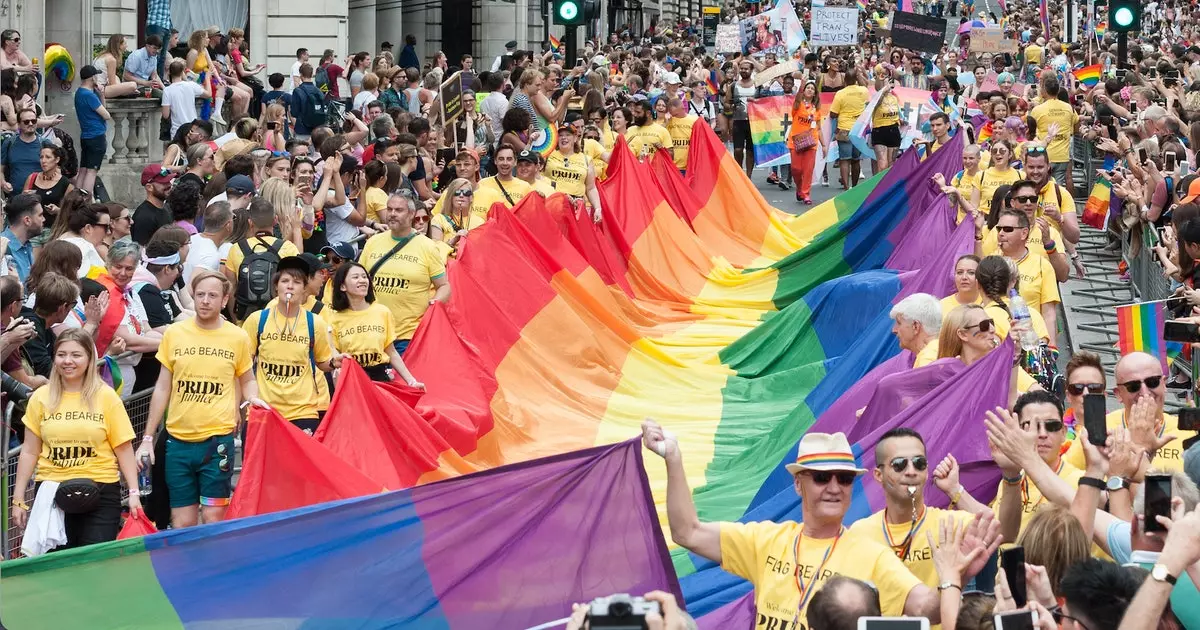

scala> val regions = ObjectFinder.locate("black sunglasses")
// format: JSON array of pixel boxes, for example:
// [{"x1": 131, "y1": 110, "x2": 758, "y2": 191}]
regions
[
  {"x1": 452, "y1": 189, "x2": 474, "y2": 197},
  {"x1": 885, "y1": 455, "x2": 928, "y2": 473},
  {"x1": 964, "y1": 318, "x2": 995, "y2": 334},
  {"x1": 1026, "y1": 146, "x2": 1048, "y2": 155},
  {"x1": 19, "y1": 119, "x2": 36, "y2": 125},
  {"x1": 413, "y1": 215, "x2": 430, "y2": 223},
  {"x1": 997, "y1": 225, "x2": 1025, "y2": 233},
  {"x1": 1067, "y1": 382, "x2": 1106, "y2": 396},
  {"x1": 90, "y1": 222, "x2": 113, "y2": 234},
  {"x1": 1012, "y1": 195, "x2": 1039, "y2": 203},
  {"x1": 805, "y1": 471, "x2": 857, "y2": 486},
  {"x1": 1119, "y1": 375, "x2": 1163, "y2": 394},
  {"x1": 1020, "y1": 419, "x2": 1065, "y2": 433}
]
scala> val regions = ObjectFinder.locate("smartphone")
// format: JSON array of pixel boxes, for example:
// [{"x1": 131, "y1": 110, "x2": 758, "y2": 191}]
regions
[
  {"x1": 1084, "y1": 394, "x2": 1108, "y2": 446},
  {"x1": 575, "y1": 59, "x2": 584, "y2": 68},
  {"x1": 1145, "y1": 474, "x2": 1173, "y2": 533},
  {"x1": 1164, "y1": 320, "x2": 1200, "y2": 342},
  {"x1": 1117, "y1": 68, "x2": 1128, "y2": 81},
  {"x1": 1129, "y1": 99, "x2": 1139, "y2": 115},
  {"x1": 994, "y1": 611, "x2": 1038, "y2": 630},
  {"x1": 1166, "y1": 151, "x2": 1178, "y2": 173},
  {"x1": 266, "y1": 121, "x2": 278, "y2": 130},
  {"x1": 1000, "y1": 546, "x2": 1027, "y2": 607},
  {"x1": 858, "y1": 618, "x2": 930, "y2": 630},
  {"x1": 1178, "y1": 407, "x2": 1200, "y2": 431},
  {"x1": 1139, "y1": 147, "x2": 1150, "y2": 164}
]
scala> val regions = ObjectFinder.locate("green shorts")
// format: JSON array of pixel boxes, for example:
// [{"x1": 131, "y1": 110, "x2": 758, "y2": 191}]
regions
[{"x1": 165, "y1": 432, "x2": 235, "y2": 508}]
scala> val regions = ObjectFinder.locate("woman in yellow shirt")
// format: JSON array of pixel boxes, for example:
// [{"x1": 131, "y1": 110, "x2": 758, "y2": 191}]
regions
[
  {"x1": 430, "y1": 178, "x2": 488, "y2": 248},
  {"x1": 870, "y1": 77, "x2": 902, "y2": 172},
  {"x1": 185, "y1": 29, "x2": 224, "y2": 124},
  {"x1": 11, "y1": 328, "x2": 141, "y2": 550},
  {"x1": 543, "y1": 124, "x2": 602, "y2": 221},
  {"x1": 973, "y1": 140, "x2": 1022, "y2": 213},
  {"x1": 327, "y1": 262, "x2": 422, "y2": 385},
  {"x1": 937, "y1": 303, "x2": 1035, "y2": 399}
]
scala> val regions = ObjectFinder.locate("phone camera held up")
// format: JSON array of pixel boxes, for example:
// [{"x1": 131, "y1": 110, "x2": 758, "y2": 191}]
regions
[{"x1": 588, "y1": 594, "x2": 661, "y2": 629}]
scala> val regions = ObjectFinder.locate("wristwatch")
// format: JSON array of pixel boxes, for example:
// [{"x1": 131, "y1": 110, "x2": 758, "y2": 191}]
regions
[
  {"x1": 1152, "y1": 564, "x2": 1178, "y2": 585},
  {"x1": 1078, "y1": 477, "x2": 1106, "y2": 490},
  {"x1": 1107, "y1": 477, "x2": 1131, "y2": 491}
]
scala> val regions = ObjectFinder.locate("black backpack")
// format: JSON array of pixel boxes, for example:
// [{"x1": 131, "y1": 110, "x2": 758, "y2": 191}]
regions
[
  {"x1": 314, "y1": 65, "x2": 332, "y2": 97},
  {"x1": 298, "y1": 85, "x2": 329, "y2": 130},
  {"x1": 235, "y1": 237, "x2": 284, "y2": 319}
]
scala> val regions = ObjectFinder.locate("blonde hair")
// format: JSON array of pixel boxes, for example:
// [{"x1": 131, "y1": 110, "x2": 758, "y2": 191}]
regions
[
  {"x1": 259, "y1": 177, "x2": 300, "y2": 243},
  {"x1": 228, "y1": 28, "x2": 245, "y2": 39},
  {"x1": 105, "y1": 33, "x2": 125, "y2": 58},
  {"x1": 46, "y1": 328, "x2": 102, "y2": 413},
  {"x1": 938, "y1": 304, "x2": 987, "y2": 359},
  {"x1": 190, "y1": 269, "x2": 232, "y2": 297},
  {"x1": 187, "y1": 30, "x2": 208, "y2": 54},
  {"x1": 1017, "y1": 504, "x2": 1090, "y2": 592},
  {"x1": 362, "y1": 72, "x2": 380, "y2": 92},
  {"x1": 264, "y1": 103, "x2": 286, "y2": 122},
  {"x1": 443, "y1": 178, "x2": 474, "y2": 218}
]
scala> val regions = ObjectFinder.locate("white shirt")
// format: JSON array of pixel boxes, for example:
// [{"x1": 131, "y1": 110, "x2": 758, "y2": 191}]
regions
[
  {"x1": 481, "y1": 92, "x2": 509, "y2": 146},
  {"x1": 183, "y1": 233, "x2": 229, "y2": 284},
  {"x1": 61, "y1": 236, "x2": 106, "y2": 278},
  {"x1": 323, "y1": 199, "x2": 360, "y2": 245},
  {"x1": 288, "y1": 60, "x2": 304, "y2": 92},
  {"x1": 206, "y1": 192, "x2": 229, "y2": 207},
  {"x1": 162, "y1": 80, "x2": 207, "y2": 137},
  {"x1": 353, "y1": 90, "x2": 377, "y2": 116}
]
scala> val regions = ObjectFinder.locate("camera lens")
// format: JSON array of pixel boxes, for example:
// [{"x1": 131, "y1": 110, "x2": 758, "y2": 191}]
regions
[{"x1": 608, "y1": 602, "x2": 633, "y2": 617}]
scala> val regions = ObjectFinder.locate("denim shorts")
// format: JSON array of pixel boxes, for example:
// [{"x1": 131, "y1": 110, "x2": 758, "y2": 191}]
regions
[{"x1": 836, "y1": 139, "x2": 862, "y2": 160}]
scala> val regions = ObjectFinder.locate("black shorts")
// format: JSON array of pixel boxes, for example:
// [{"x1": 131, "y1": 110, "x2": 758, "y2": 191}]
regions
[
  {"x1": 732, "y1": 119, "x2": 752, "y2": 151},
  {"x1": 79, "y1": 135, "x2": 107, "y2": 170},
  {"x1": 39, "y1": 481, "x2": 122, "y2": 550},
  {"x1": 872, "y1": 124, "x2": 901, "y2": 149}
]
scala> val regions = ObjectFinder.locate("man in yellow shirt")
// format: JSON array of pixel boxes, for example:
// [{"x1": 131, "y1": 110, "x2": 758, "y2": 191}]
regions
[
  {"x1": 1064, "y1": 352, "x2": 1186, "y2": 473},
  {"x1": 224, "y1": 198, "x2": 301, "y2": 321},
  {"x1": 476, "y1": 145, "x2": 534, "y2": 210},
  {"x1": 358, "y1": 191, "x2": 451, "y2": 355},
  {"x1": 949, "y1": 145, "x2": 983, "y2": 223},
  {"x1": 516, "y1": 150, "x2": 557, "y2": 196},
  {"x1": 625, "y1": 95, "x2": 673, "y2": 161},
  {"x1": 890, "y1": 293, "x2": 942, "y2": 368},
  {"x1": 1027, "y1": 76, "x2": 1079, "y2": 190},
  {"x1": 138, "y1": 270, "x2": 265, "y2": 529},
  {"x1": 847, "y1": 428, "x2": 1002, "y2": 592},
  {"x1": 830, "y1": 68, "x2": 870, "y2": 190},
  {"x1": 1024, "y1": 147, "x2": 1083, "y2": 277},
  {"x1": 979, "y1": 208, "x2": 1062, "y2": 342},
  {"x1": 925, "y1": 112, "x2": 952, "y2": 157},
  {"x1": 641, "y1": 420, "x2": 977, "y2": 627},
  {"x1": 665, "y1": 97, "x2": 698, "y2": 172}
]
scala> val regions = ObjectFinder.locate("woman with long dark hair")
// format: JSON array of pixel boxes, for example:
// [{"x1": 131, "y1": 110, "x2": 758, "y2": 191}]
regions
[
  {"x1": 788, "y1": 80, "x2": 825, "y2": 205},
  {"x1": 326, "y1": 262, "x2": 422, "y2": 385}
]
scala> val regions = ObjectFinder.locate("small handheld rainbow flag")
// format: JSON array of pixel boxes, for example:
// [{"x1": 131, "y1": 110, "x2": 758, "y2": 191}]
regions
[
  {"x1": 549, "y1": 34, "x2": 562, "y2": 52},
  {"x1": 857, "y1": 0, "x2": 867, "y2": 10},
  {"x1": 1095, "y1": 19, "x2": 1107, "y2": 38},
  {"x1": 705, "y1": 70, "x2": 719, "y2": 97},
  {"x1": 977, "y1": 120, "x2": 994, "y2": 145},
  {"x1": 1082, "y1": 177, "x2": 1112, "y2": 229},
  {"x1": 1117, "y1": 301, "x2": 1176, "y2": 372},
  {"x1": 1072, "y1": 64, "x2": 1102, "y2": 88}
]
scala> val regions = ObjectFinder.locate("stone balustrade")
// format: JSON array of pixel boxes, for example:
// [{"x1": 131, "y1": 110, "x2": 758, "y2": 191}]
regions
[{"x1": 104, "y1": 97, "x2": 163, "y2": 166}]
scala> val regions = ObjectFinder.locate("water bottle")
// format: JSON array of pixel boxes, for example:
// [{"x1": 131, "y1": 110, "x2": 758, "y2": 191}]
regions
[
  {"x1": 138, "y1": 453, "x2": 152, "y2": 496},
  {"x1": 1008, "y1": 289, "x2": 1038, "y2": 351}
]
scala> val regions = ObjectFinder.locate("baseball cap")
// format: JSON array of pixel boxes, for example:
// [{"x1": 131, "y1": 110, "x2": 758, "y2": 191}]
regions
[
  {"x1": 516, "y1": 149, "x2": 539, "y2": 163},
  {"x1": 380, "y1": 41, "x2": 394, "y2": 49},
  {"x1": 141, "y1": 163, "x2": 177, "y2": 186},
  {"x1": 276, "y1": 255, "x2": 312, "y2": 277},
  {"x1": 455, "y1": 147, "x2": 480, "y2": 163},
  {"x1": 663, "y1": 72, "x2": 682, "y2": 85},
  {"x1": 299, "y1": 252, "x2": 332, "y2": 273},
  {"x1": 79, "y1": 65, "x2": 101, "y2": 80},
  {"x1": 1180, "y1": 178, "x2": 1200, "y2": 205},
  {"x1": 505, "y1": 40, "x2": 518, "y2": 49},
  {"x1": 225, "y1": 174, "x2": 256, "y2": 196},
  {"x1": 321, "y1": 242, "x2": 356, "y2": 261}
]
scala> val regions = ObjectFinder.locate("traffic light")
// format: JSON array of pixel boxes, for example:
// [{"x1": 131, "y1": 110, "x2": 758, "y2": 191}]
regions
[
  {"x1": 1108, "y1": 0, "x2": 1141, "y2": 33},
  {"x1": 553, "y1": 0, "x2": 597, "y2": 26}
]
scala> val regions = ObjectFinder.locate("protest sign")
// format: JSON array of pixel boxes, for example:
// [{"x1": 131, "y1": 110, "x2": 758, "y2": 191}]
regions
[
  {"x1": 716, "y1": 24, "x2": 742, "y2": 53},
  {"x1": 890, "y1": 11, "x2": 947, "y2": 55},
  {"x1": 970, "y1": 28, "x2": 1018, "y2": 53},
  {"x1": 754, "y1": 60, "x2": 800, "y2": 87},
  {"x1": 810, "y1": 7, "x2": 859, "y2": 47},
  {"x1": 703, "y1": 6, "x2": 721, "y2": 47},
  {"x1": 440, "y1": 71, "x2": 464, "y2": 125}
]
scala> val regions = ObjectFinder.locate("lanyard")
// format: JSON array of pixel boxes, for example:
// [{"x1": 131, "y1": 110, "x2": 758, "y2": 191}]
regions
[
  {"x1": 790, "y1": 527, "x2": 843, "y2": 621},
  {"x1": 882, "y1": 505, "x2": 927, "y2": 560},
  {"x1": 1022, "y1": 460, "x2": 1065, "y2": 506}
]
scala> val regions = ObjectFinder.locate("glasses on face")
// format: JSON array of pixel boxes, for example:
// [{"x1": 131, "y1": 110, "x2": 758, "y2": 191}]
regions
[
  {"x1": 1119, "y1": 375, "x2": 1163, "y2": 394},
  {"x1": 1067, "y1": 382, "x2": 1106, "y2": 396},
  {"x1": 19, "y1": 119, "x2": 36, "y2": 126},
  {"x1": 964, "y1": 318, "x2": 995, "y2": 334},
  {"x1": 413, "y1": 215, "x2": 430, "y2": 223},
  {"x1": 1020, "y1": 419, "x2": 1065, "y2": 433},
  {"x1": 996, "y1": 225, "x2": 1025, "y2": 233},
  {"x1": 6, "y1": 38, "x2": 19, "y2": 44},
  {"x1": 1051, "y1": 608, "x2": 1088, "y2": 629},
  {"x1": 886, "y1": 456, "x2": 928, "y2": 473},
  {"x1": 453, "y1": 189, "x2": 473, "y2": 198},
  {"x1": 1012, "y1": 195, "x2": 1039, "y2": 203},
  {"x1": 805, "y1": 471, "x2": 857, "y2": 486},
  {"x1": 91, "y1": 222, "x2": 113, "y2": 234}
]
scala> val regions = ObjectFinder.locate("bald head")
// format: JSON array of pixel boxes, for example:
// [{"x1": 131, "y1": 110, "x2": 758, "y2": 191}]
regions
[
  {"x1": 807, "y1": 577, "x2": 881, "y2": 630},
  {"x1": 1114, "y1": 351, "x2": 1166, "y2": 413}
]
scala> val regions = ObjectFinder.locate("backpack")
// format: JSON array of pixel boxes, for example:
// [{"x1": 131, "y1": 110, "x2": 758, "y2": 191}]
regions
[
  {"x1": 235, "y1": 237, "x2": 285, "y2": 319},
  {"x1": 314, "y1": 65, "x2": 333, "y2": 97},
  {"x1": 298, "y1": 85, "x2": 329, "y2": 130}
]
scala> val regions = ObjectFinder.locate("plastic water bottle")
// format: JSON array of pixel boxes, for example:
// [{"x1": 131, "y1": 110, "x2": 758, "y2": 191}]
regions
[
  {"x1": 1008, "y1": 289, "x2": 1038, "y2": 351},
  {"x1": 138, "y1": 454, "x2": 152, "y2": 496}
]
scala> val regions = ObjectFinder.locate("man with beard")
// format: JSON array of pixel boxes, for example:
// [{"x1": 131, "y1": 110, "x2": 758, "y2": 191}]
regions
[
  {"x1": 477, "y1": 145, "x2": 532, "y2": 208},
  {"x1": 624, "y1": 96, "x2": 673, "y2": 162},
  {"x1": 726, "y1": 59, "x2": 758, "y2": 177}
]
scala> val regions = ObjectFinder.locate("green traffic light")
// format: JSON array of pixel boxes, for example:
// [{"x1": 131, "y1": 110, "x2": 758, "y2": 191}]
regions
[
  {"x1": 1113, "y1": 6, "x2": 1134, "y2": 26},
  {"x1": 558, "y1": 1, "x2": 579, "y2": 20}
]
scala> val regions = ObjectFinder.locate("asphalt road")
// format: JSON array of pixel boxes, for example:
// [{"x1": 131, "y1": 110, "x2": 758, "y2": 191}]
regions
[{"x1": 745, "y1": 161, "x2": 878, "y2": 216}]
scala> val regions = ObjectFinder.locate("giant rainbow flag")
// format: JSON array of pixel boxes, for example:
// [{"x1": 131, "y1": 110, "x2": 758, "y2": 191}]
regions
[{"x1": 2, "y1": 122, "x2": 1010, "y2": 626}]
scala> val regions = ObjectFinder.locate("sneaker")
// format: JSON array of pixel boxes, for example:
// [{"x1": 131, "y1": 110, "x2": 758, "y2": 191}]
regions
[
  {"x1": 766, "y1": 172, "x2": 780, "y2": 185},
  {"x1": 777, "y1": 180, "x2": 790, "y2": 190}
]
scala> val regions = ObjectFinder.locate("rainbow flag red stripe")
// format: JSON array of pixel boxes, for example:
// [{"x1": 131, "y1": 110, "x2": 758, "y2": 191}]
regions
[
  {"x1": 1072, "y1": 64, "x2": 1102, "y2": 87},
  {"x1": 549, "y1": 34, "x2": 561, "y2": 52},
  {"x1": 1117, "y1": 302, "x2": 1169, "y2": 371},
  {"x1": 706, "y1": 70, "x2": 719, "y2": 97}
]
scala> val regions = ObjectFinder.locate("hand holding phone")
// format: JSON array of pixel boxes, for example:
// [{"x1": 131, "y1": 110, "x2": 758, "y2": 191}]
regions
[
  {"x1": 1084, "y1": 394, "x2": 1108, "y2": 446},
  {"x1": 1000, "y1": 546, "x2": 1028, "y2": 607},
  {"x1": 1145, "y1": 474, "x2": 1174, "y2": 533}
]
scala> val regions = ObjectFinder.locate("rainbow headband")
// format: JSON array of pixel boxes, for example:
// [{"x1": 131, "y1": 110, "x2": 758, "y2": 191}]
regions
[{"x1": 792, "y1": 452, "x2": 860, "y2": 470}]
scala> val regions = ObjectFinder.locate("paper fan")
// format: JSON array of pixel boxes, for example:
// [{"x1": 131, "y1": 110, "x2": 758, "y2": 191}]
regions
[{"x1": 530, "y1": 124, "x2": 558, "y2": 157}]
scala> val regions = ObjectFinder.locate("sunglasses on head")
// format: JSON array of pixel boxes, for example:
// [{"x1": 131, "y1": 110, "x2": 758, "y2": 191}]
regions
[
  {"x1": 1067, "y1": 382, "x2": 1106, "y2": 396},
  {"x1": 1026, "y1": 145, "x2": 1048, "y2": 155},
  {"x1": 964, "y1": 318, "x2": 995, "y2": 333},
  {"x1": 1012, "y1": 195, "x2": 1039, "y2": 203},
  {"x1": 1119, "y1": 375, "x2": 1163, "y2": 394},
  {"x1": 805, "y1": 470, "x2": 857, "y2": 486},
  {"x1": 997, "y1": 225, "x2": 1026, "y2": 233},
  {"x1": 885, "y1": 455, "x2": 928, "y2": 473},
  {"x1": 1019, "y1": 419, "x2": 1065, "y2": 433}
]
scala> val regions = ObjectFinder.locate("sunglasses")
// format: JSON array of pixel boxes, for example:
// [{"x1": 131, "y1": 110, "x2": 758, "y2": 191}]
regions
[
  {"x1": 453, "y1": 189, "x2": 474, "y2": 197},
  {"x1": 1026, "y1": 146, "x2": 1048, "y2": 155},
  {"x1": 1119, "y1": 375, "x2": 1163, "y2": 394},
  {"x1": 964, "y1": 318, "x2": 995, "y2": 333},
  {"x1": 1019, "y1": 419, "x2": 1065, "y2": 433},
  {"x1": 90, "y1": 222, "x2": 113, "y2": 234},
  {"x1": 1012, "y1": 195, "x2": 1039, "y2": 203},
  {"x1": 1067, "y1": 382, "x2": 1106, "y2": 396},
  {"x1": 805, "y1": 471, "x2": 857, "y2": 486},
  {"x1": 997, "y1": 225, "x2": 1027, "y2": 233},
  {"x1": 413, "y1": 215, "x2": 430, "y2": 223},
  {"x1": 19, "y1": 119, "x2": 36, "y2": 125},
  {"x1": 885, "y1": 455, "x2": 928, "y2": 473}
]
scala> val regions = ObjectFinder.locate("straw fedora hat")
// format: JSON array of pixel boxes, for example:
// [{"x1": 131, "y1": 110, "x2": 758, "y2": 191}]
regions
[{"x1": 784, "y1": 432, "x2": 867, "y2": 476}]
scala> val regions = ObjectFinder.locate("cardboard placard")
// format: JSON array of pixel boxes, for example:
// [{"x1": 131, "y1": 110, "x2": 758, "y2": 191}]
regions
[
  {"x1": 440, "y1": 71, "x2": 464, "y2": 125},
  {"x1": 716, "y1": 24, "x2": 742, "y2": 53},
  {"x1": 755, "y1": 60, "x2": 800, "y2": 87},
  {"x1": 810, "y1": 7, "x2": 859, "y2": 47},
  {"x1": 890, "y1": 10, "x2": 947, "y2": 55},
  {"x1": 703, "y1": 6, "x2": 721, "y2": 47},
  {"x1": 740, "y1": 13, "x2": 786, "y2": 55},
  {"x1": 970, "y1": 27, "x2": 1018, "y2": 53}
]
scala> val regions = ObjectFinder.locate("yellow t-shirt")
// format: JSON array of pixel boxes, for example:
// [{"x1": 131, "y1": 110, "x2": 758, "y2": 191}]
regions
[
  {"x1": 430, "y1": 186, "x2": 493, "y2": 219},
  {"x1": 992, "y1": 459, "x2": 1086, "y2": 535},
  {"x1": 25, "y1": 387, "x2": 134, "y2": 484},
  {"x1": 364, "y1": 187, "x2": 389, "y2": 223},
  {"x1": 625, "y1": 123, "x2": 672, "y2": 159},
  {"x1": 477, "y1": 176, "x2": 533, "y2": 208},
  {"x1": 544, "y1": 150, "x2": 590, "y2": 197},
  {"x1": 913, "y1": 338, "x2": 940, "y2": 368},
  {"x1": 325, "y1": 303, "x2": 397, "y2": 368},
  {"x1": 530, "y1": 177, "x2": 557, "y2": 196},
  {"x1": 982, "y1": 299, "x2": 1051, "y2": 343},
  {"x1": 264, "y1": 295, "x2": 332, "y2": 411},
  {"x1": 951, "y1": 169, "x2": 983, "y2": 223},
  {"x1": 225, "y1": 235, "x2": 301, "y2": 277},
  {"x1": 1030, "y1": 99, "x2": 1079, "y2": 163},
  {"x1": 831, "y1": 85, "x2": 871, "y2": 131},
  {"x1": 1037, "y1": 180, "x2": 1078, "y2": 234},
  {"x1": 720, "y1": 520, "x2": 922, "y2": 626},
  {"x1": 978, "y1": 166, "x2": 1023, "y2": 210},
  {"x1": 845, "y1": 507, "x2": 974, "y2": 588},
  {"x1": 872, "y1": 93, "x2": 901, "y2": 128},
  {"x1": 940, "y1": 293, "x2": 981, "y2": 316},
  {"x1": 1064, "y1": 410, "x2": 1187, "y2": 472},
  {"x1": 1025, "y1": 46, "x2": 1044, "y2": 65},
  {"x1": 358, "y1": 231, "x2": 447, "y2": 340},
  {"x1": 666, "y1": 114, "x2": 698, "y2": 170},
  {"x1": 155, "y1": 318, "x2": 254, "y2": 441},
  {"x1": 242, "y1": 308, "x2": 335, "y2": 421},
  {"x1": 431, "y1": 211, "x2": 487, "y2": 242},
  {"x1": 979, "y1": 223, "x2": 1064, "y2": 261},
  {"x1": 1012, "y1": 250, "x2": 1061, "y2": 312}
]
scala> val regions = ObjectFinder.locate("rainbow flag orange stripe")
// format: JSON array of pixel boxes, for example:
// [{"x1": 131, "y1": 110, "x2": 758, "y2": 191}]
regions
[
  {"x1": 1073, "y1": 64, "x2": 1102, "y2": 87},
  {"x1": 549, "y1": 34, "x2": 561, "y2": 51},
  {"x1": 1117, "y1": 302, "x2": 1169, "y2": 371}
]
